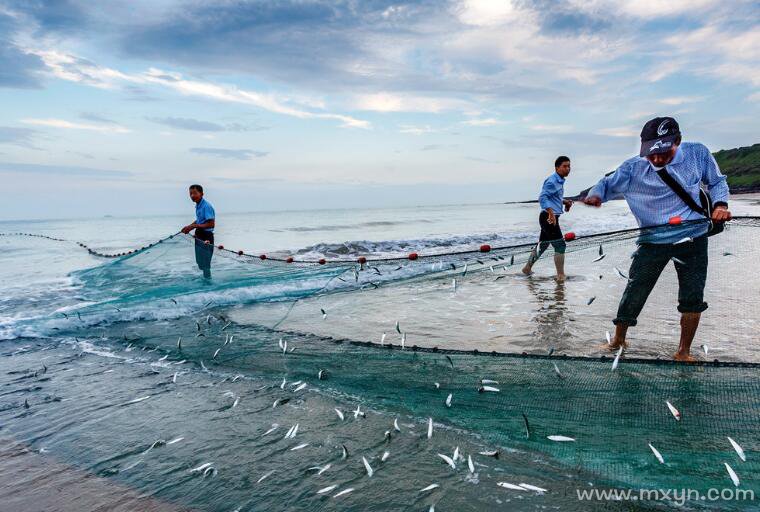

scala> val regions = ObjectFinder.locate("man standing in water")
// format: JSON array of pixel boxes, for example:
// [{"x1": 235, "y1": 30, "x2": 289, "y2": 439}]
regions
[
  {"x1": 522, "y1": 156, "x2": 573, "y2": 281},
  {"x1": 583, "y1": 117, "x2": 731, "y2": 361},
  {"x1": 181, "y1": 184, "x2": 216, "y2": 279}
]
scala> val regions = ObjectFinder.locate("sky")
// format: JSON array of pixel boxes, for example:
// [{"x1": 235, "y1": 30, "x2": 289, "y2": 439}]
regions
[{"x1": 1, "y1": 0, "x2": 758, "y2": 221}]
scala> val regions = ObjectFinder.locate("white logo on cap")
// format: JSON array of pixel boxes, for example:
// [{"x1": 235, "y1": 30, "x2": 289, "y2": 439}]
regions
[
  {"x1": 657, "y1": 120, "x2": 669, "y2": 136},
  {"x1": 649, "y1": 140, "x2": 672, "y2": 152}
]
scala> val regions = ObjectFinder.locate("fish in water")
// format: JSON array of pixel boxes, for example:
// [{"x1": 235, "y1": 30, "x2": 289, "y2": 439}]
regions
[
  {"x1": 335, "y1": 409, "x2": 344, "y2": 421},
  {"x1": 381, "y1": 333, "x2": 386, "y2": 344},
  {"x1": 321, "y1": 308, "x2": 327, "y2": 320},
  {"x1": 666, "y1": 400, "x2": 681, "y2": 421},
  {"x1": 599, "y1": 244, "x2": 604, "y2": 256},
  {"x1": 587, "y1": 296, "x2": 596, "y2": 305},
  {"x1": 510, "y1": 254, "x2": 515, "y2": 265},
  {"x1": 725, "y1": 462, "x2": 740, "y2": 487},
  {"x1": 606, "y1": 331, "x2": 611, "y2": 345},
  {"x1": 401, "y1": 332, "x2": 406, "y2": 349},
  {"x1": 395, "y1": 321, "x2": 401, "y2": 334},
  {"x1": 701, "y1": 344, "x2": 709, "y2": 355},
  {"x1": 394, "y1": 418, "x2": 401, "y2": 432},
  {"x1": 495, "y1": 275, "x2": 505, "y2": 281},
  {"x1": 284, "y1": 423, "x2": 299, "y2": 439},
  {"x1": 213, "y1": 348, "x2": 220, "y2": 360},
  {"x1": 308, "y1": 464, "x2": 331, "y2": 476},
  {"x1": 177, "y1": 337, "x2": 182, "y2": 350},
  {"x1": 170, "y1": 298, "x2": 178, "y2": 305},
  {"x1": 519, "y1": 483, "x2": 548, "y2": 493},
  {"x1": 381, "y1": 451, "x2": 390, "y2": 462},
  {"x1": 262, "y1": 425, "x2": 278, "y2": 436},
  {"x1": 553, "y1": 363, "x2": 564, "y2": 379},
  {"x1": 353, "y1": 405, "x2": 365, "y2": 419},
  {"x1": 727, "y1": 437, "x2": 746, "y2": 462},
  {"x1": 333, "y1": 488, "x2": 354, "y2": 498},
  {"x1": 257, "y1": 470, "x2": 275, "y2": 483},
  {"x1": 280, "y1": 377, "x2": 286, "y2": 389},
  {"x1": 190, "y1": 462, "x2": 213, "y2": 474},
  {"x1": 452, "y1": 278, "x2": 457, "y2": 291},
  {"x1": 272, "y1": 398, "x2": 290, "y2": 408},
  {"x1": 614, "y1": 267, "x2": 628, "y2": 279},
  {"x1": 648, "y1": 443, "x2": 664, "y2": 464},
  {"x1": 125, "y1": 396, "x2": 151, "y2": 405},
  {"x1": 468, "y1": 455, "x2": 475, "y2": 473},
  {"x1": 547, "y1": 435, "x2": 575, "y2": 442},
  {"x1": 222, "y1": 321, "x2": 231, "y2": 331},
  {"x1": 671, "y1": 257, "x2": 686, "y2": 265},
  {"x1": 167, "y1": 437, "x2": 184, "y2": 445},
  {"x1": 290, "y1": 443, "x2": 309, "y2": 451},
  {"x1": 445, "y1": 393, "x2": 452, "y2": 408},
  {"x1": 479, "y1": 450, "x2": 500, "y2": 458},
  {"x1": 478, "y1": 386, "x2": 500, "y2": 393},
  {"x1": 480, "y1": 379, "x2": 498, "y2": 385},
  {"x1": 232, "y1": 397, "x2": 240, "y2": 408},
  {"x1": 427, "y1": 418, "x2": 433, "y2": 439},
  {"x1": 24, "y1": 399, "x2": 29, "y2": 409},
  {"x1": 434, "y1": 382, "x2": 440, "y2": 389},
  {"x1": 497, "y1": 482, "x2": 527, "y2": 491},
  {"x1": 522, "y1": 413, "x2": 530, "y2": 439},
  {"x1": 462, "y1": 263, "x2": 468, "y2": 277},
  {"x1": 362, "y1": 456, "x2": 374, "y2": 477},
  {"x1": 593, "y1": 254, "x2": 606, "y2": 262},
  {"x1": 196, "y1": 321, "x2": 201, "y2": 331},
  {"x1": 317, "y1": 484, "x2": 338, "y2": 495},
  {"x1": 437, "y1": 453, "x2": 456, "y2": 469},
  {"x1": 341, "y1": 444, "x2": 349, "y2": 460},
  {"x1": 384, "y1": 430, "x2": 391, "y2": 442},
  {"x1": 446, "y1": 355, "x2": 454, "y2": 368},
  {"x1": 282, "y1": 341, "x2": 288, "y2": 354},
  {"x1": 612, "y1": 346, "x2": 623, "y2": 371},
  {"x1": 419, "y1": 484, "x2": 439, "y2": 493},
  {"x1": 293, "y1": 383, "x2": 307, "y2": 392},
  {"x1": 172, "y1": 372, "x2": 178, "y2": 383}
]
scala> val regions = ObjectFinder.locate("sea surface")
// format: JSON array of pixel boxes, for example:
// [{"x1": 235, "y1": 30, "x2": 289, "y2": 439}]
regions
[{"x1": 1, "y1": 198, "x2": 759, "y2": 511}]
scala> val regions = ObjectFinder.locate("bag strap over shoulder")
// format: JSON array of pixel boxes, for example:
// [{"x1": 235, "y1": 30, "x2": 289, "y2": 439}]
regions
[{"x1": 655, "y1": 167, "x2": 707, "y2": 217}]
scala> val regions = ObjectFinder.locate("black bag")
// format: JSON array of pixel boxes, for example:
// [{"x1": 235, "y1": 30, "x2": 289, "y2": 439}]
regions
[{"x1": 656, "y1": 167, "x2": 724, "y2": 236}]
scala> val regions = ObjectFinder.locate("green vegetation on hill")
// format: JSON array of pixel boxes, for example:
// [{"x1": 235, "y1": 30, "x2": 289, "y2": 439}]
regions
[{"x1": 713, "y1": 143, "x2": 760, "y2": 191}]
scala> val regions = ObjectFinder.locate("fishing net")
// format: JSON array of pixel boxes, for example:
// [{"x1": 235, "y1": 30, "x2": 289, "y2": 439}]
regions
[{"x1": 2, "y1": 217, "x2": 759, "y2": 504}]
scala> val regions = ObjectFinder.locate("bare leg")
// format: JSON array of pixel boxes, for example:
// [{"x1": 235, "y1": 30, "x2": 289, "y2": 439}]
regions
[
  {"x1": 605, "y1": 323, "x2": 629, "y2": 351},
  {"x1": 673, "y1": 312, "x2": 700, "y2": 361},
  {"x1": 554, "y1": 253, "x2": 565, "y2": 281},
  {"x1": 522, "y1": 247, "x2": 538, "y2": 275}
]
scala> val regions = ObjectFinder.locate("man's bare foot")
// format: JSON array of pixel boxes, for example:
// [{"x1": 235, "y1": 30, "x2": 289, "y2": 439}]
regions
[
  {"x1": 555, "y1": 274, "x2": 566, "y2": 282},
  {"x1": 521, "y1": 267, "x2": 533, "y2": 276},
  {"x1": 606, "y1": 339, "x2": 628, "y2": 352},
  {"x1": 673, "y1": 352, "x2": 697, "y2": 362}
]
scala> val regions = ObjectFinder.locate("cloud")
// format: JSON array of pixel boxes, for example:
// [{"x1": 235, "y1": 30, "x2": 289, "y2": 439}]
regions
[
  {"x1": 190, "y1": 147, "x2": 269, "y2": 160},
  {"x1": 20, "y1": 118, "x2": 130, "y2": 133},
  {"x1": 464, "y1": 155, "x2": 500, "y2": 164},
  {"x1": 80, "y1": 112, "x2": 119, "y2": 124},
  {"x1": 658, "y1": 96, "x2": 704, "y2": 106},
  {"x1": 596, "y1": 126, "x2": 638, "y2": 137},
  {"x1": 530, "y1": 124, "x2": 575, "y2": 133},
  {"x1": 462, "y1": 117, "x2": 503, "y2": 126},
  {"x1": 0, "y1": 126, "x2": 40, "y2": 148},
  {"x1": 0, "y1": 162, "x2": 132, "y2": 178},
  {"x1": 0, "y1": 13, "x2": 46, "y2": 88},
  {"x1": 398, "y1": 125, "x2": 439, "y2": 135},
  {"x1": 146, "y1": 116, "x2": 256, "y2": 132},
  {"x1": 353, "y1": 92, "x2": 469, "y2": 113}
]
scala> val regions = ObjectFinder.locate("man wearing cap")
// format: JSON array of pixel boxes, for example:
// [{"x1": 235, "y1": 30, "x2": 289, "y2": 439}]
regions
[
  {"x1": 522, "y1": 156, "x2": 574, "y2": 281},
  {"x1": 181, "y1": 184, "x2": 216, "y2": 279},
  {"x1": 583, "y1": 117, "x2": 731, "y2": 361}
]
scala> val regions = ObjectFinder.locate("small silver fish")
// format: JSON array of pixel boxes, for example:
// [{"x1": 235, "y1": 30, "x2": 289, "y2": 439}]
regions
[
  {"x1": 333, "y1": 488, "x2": 354, "y2": 498},
  {"x1": 497, "y1": 482, "x2": 526, "y2": 491},
  {"x1": 190, "y1": 462, "x2": 213, "y2": 473},
  {"x1": 401, "y1": 332, "x2": 406, "y2": 349},
  {"x1": 612, "y1": 345, "x2": 623, "y2": 371},
  {"x1": 293, "y1": 383, "x2": 307, "y2": 392},
  {"x1": 380, "y1": 332, "x2": 386, "y2": 344},
  {"x1": 321, "y1": 308, "x2": 327, "y2": 320},
  {"x1": 290, "y1": 443, "x2": 309, "y2": 451},
  {"x1": 479, "y1": 450, "x2": 499, "y2": 458},
  {"x1": 394, "y1": 418, "x2": 401, "y2": 432},
  {"x1": 262, "y1": 425, "x2": 278, "y2": 436},
  {"x1": 553, "y1": 363, "x2": 564, "y2": 379},
  {"x1": 480, "y1": 379, "x2": 499, "y2": 385},
  {"x1": 592, "y1": 254, "x2": 606, "y2": 262},
  {"x1": 353, "y1": 405, "x2": 365, "y2": 419},
  {"x1": 167, "y1": 437, "x2": 184, "y2": 445},
  {"x1": 671, "y1": 257, "x2": 686, "y2": 265},
  {"x1": 478, "y1": 386, "x2": 500, "y2": 393},
  {"x1": 427, "y1": 418, "x2": 433, "y2": 439},
  {"x1": 222, "y1": 321, "x2": 231, "y2": 331},
  {"x1": 341, "y1": 444, "x2": 348, "y2": 460},
  {"x1": 213, "y1": 348, "x2": 220, "y2": 359},
  {"x1": 452, "y1": 278, "x2": 457, "y2": 291},
  {"x1": 701, "y1": 344, "x2": 709, "y2": 355},
  {"x1": 674, "y1": 237, "x2": 693, "y2": 245},
  {"x1": 335, "y1": 408, "x2": 344, "y2": 421},
  {"x1": 648, "y1": 443, "x2": 664, "y2": 464},
  {"x1": 467, "y1": 454, "x2": 475, "y2": 473},
  {"x1": 395, "y1": 321, "x2": 401, "y2": 334},
  {"x1": 606, "y1": 331, "x2": 611, "y2": 345},
  {"x1": 282, "y1": 341, "x2": 288, "y2": 354},
  {"x1": 381, "y1": 451, "x2": 390, "y2": 462},
  {"x1": 437, "y1": 453, "x2": 455, "y2": 469},
  {"x1": 177, "y1": 337, "x2": 182, "y2": 349},
  {"x1": 587, "y1": 296, "x2": 596, "y2": 305},
  {"x1": 725, "y1": 462, "x2": 740, "y2": 487},
  {"x1": 172, "y1": 372, "x2": 178, "y2": 383},
  {"x1": 666, "y1": 400, "x2": 681, "y2": 421},
  {"x1": 445, "y1": 393, "x2": 452, "y2": 408},
  {"x1": 317, "y1": 484, "x2": 338, "y2": 495},
  {"x1": 362, "y1": 456, "x2": 374, "y2": 477},
  {"x1": 419, "y1": 484, "x2": 439, "y2": 493},
  {"x1": 547, "y1": 435, "x2": 575, "y2": 442},
  {"x1": 614, "y1": 267, "x2": 628, "y2": 279},
  {"x1": 519, "y1": 483, "x2": 548, "y2": 493},
  {"x1": 257, "y1": 470, "x2": 275, "y2": 483},
  {"x1": 728, "y1": 437, "x2": 746, "y2": 462},
  {"x1": 232, "y1": 397, "x2": 240, "y2": 408}
]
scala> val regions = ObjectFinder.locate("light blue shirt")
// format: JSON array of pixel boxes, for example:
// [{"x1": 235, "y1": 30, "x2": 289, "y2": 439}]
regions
[
  {"x1": 588, "y1": 142, "x2": 729, "y2": 244},
  {"x1": 195, "y1": 198, "x2": 215, "y2": 233},
  {"x1": 539, "y1": 172, "x2": 565, "y2": 215}
]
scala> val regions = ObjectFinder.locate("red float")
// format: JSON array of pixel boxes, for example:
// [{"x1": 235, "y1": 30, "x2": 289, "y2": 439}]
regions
[
  {"x1": 564, "y1": 232, "x2": 576, "y2": 241},
  {"x1": 259, "y1": 254, "x2": 267, "y2": 260},
  {"x1": 479, "y1": 244, "x2": 491, "y2": 253},
  {"x1": 238, "y1": 250, "x2": 244, "y2": 255},
  {"x1": 319, "y1": 258, "x2": 326, "y2": 265},
  {"x1": 408, "y1": 252, "x2": 419, "y2": 260},
  {"x1": 218, "y1": 245, "x2": 224, "y2": 249},
  {"x1": 358, "y1": 256, "x2": 367, "y2": 264},
  {"x1": 669, "y1": 216, "x2": 682, "y2": 225}
]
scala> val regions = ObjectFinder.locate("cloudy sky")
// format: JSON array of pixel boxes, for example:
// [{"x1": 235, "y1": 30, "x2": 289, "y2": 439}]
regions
[{"x1": 1, "y1": 0, "x2": 758, "y2": 220}]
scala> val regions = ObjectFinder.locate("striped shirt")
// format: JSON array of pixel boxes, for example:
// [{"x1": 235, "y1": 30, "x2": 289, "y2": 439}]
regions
[
  {"x1": 588, "y1": 142, "x2": 729, "y2": 244},
  {"x1": 538, "y1": 172, "x2": 565, "y2": 215}
]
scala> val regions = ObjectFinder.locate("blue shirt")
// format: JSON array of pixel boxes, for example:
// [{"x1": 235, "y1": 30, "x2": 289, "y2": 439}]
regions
[
  {"x1": 588, "y1": 142, "x2": 729, "y2": 244},
  {"x1": 539, "y1": 172, "x2": 565, "y2": 215},
  {"x1": 195, "y1": 198, "x2": 216, "y2": 233}
]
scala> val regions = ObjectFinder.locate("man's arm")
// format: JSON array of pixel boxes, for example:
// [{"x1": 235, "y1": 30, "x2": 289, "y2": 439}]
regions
[
  {"x1": 539, "y1": 178, "x2": 561, "y2": 224},
  {"x1": 700, "y1": 145, "x2": 732, "y2": 222},
  {"x1": 181, "y1": 219, "x2": 215, "y2": 234},
  {"x1": 583, "y1": 162, "x2": 633, "y2": 207}
]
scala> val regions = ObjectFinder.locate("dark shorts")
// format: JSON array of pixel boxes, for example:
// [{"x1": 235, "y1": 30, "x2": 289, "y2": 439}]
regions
[
  {"x1": 614, "y1": 235, "x2": 708, "y2": 326},
  {"x1": 538, "y1": 211, "x2": 566, "y2": 254},
  {"x1": 194, "y1": 229, "x2": 214, "y2": 271}
]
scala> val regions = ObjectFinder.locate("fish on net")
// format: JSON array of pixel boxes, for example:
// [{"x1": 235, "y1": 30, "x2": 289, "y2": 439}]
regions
[{"x1": 2, "y1": 217, "x2": 759, "y2": 506}]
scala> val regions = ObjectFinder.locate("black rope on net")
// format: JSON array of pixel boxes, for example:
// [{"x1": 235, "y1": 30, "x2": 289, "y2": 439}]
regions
[
  {"x1": 263, "y1": 325, "x2": 760, "y2": 369},
  {"x1": 2, "y1": 216, "x2": 759, "y2": 265}
]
